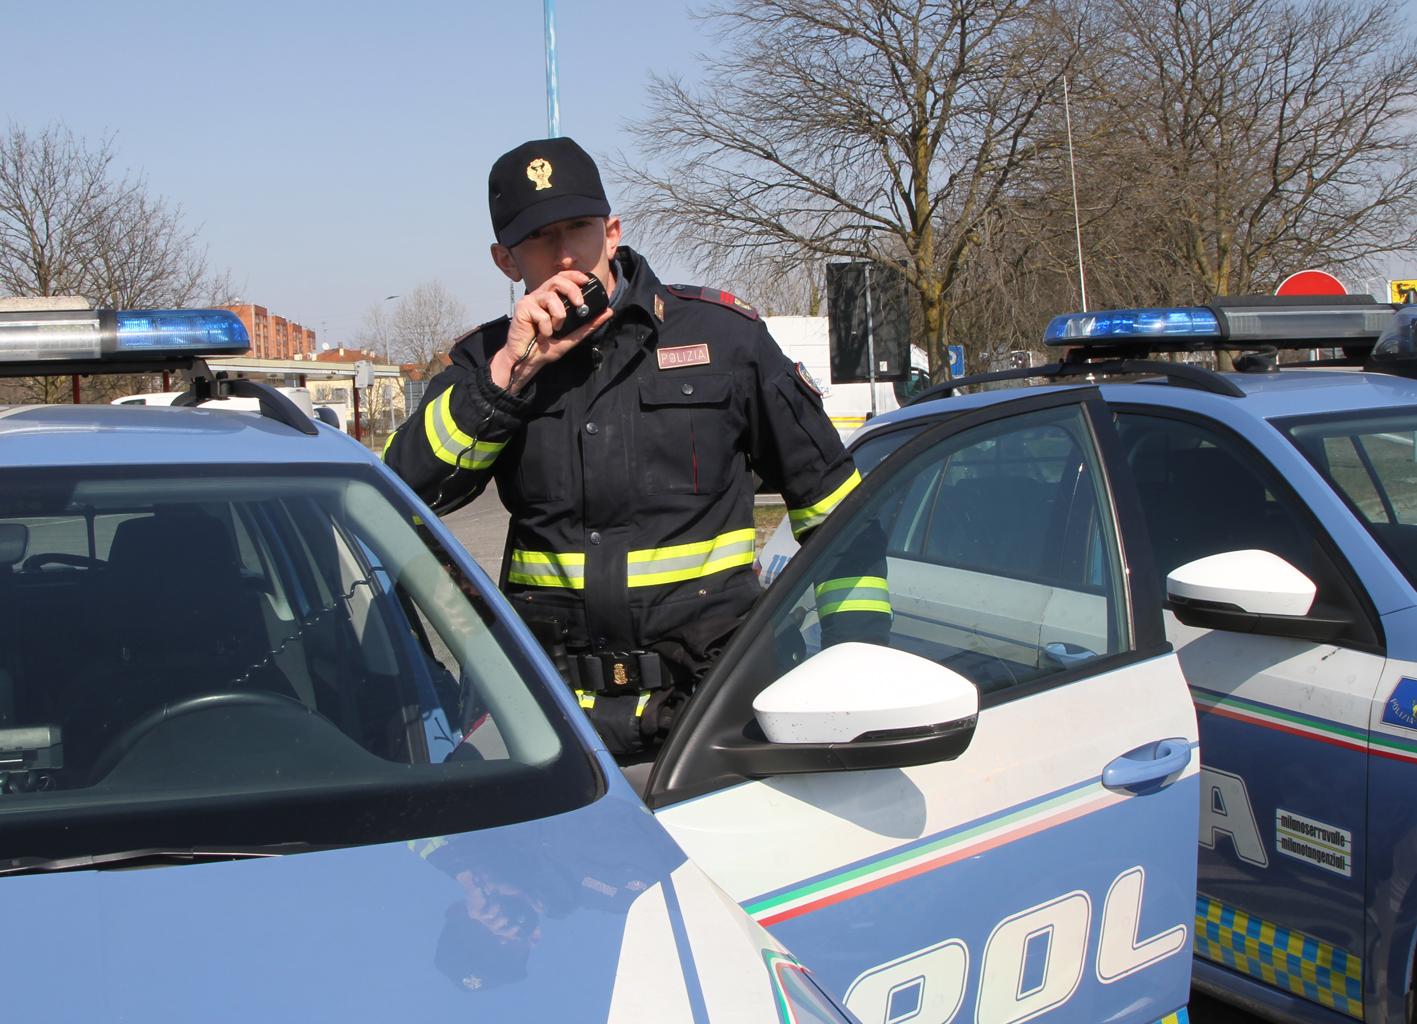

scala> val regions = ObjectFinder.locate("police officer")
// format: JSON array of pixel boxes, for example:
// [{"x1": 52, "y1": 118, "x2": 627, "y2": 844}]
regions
[{"x1": 385, "y1": 137, "x2": 875, "y2": 763}]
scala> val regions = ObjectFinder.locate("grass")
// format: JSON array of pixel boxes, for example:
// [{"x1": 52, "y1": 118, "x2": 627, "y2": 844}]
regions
[{"x1": 754, "y1": 502, "x2": 787, "y2": 552}]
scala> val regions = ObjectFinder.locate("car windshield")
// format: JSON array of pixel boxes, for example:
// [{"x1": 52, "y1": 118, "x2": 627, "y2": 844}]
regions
[
  {"x1": 1281, "y1": 408, "x2": 1417, "y2": 592},
  {"x1": 0, "y1": 464, "x2": 597, "y2": 866}
]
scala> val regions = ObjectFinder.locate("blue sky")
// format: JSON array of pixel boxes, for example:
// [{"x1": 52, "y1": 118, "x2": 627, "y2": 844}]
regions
[
  {"x1": 1, "y1": 0, "x2": 713, "y2": 344},
  {"x1": 6, "y1": 1, "x2": 1413, "y2": 341}
]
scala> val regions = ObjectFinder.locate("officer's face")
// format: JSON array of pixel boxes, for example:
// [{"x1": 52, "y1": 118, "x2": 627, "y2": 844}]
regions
[{"x1": 492, "y1": 215, "x2": 622, "y2": 295}]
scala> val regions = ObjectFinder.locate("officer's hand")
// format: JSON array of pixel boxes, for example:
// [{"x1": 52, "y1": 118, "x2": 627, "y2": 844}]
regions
[{"x1": 492, "y1": 270, "x2": 612, "y2": 394}]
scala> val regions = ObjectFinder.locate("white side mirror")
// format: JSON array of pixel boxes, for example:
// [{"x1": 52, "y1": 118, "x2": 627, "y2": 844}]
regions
[
  {"x1": 1167, "y1": 549, "x2": 1316, "y2": 617},
  {"x1": 753, "y1": 642, "x2": 978, "y2": 744}
]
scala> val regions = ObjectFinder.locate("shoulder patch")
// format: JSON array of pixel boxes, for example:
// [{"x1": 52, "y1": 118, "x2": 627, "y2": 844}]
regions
[
  {"x1": 795, "y1": 361, "x2": 825, "y2": 396},
  {"x1": 665, "y1": 284, "x2": 759, "y2": 320}
]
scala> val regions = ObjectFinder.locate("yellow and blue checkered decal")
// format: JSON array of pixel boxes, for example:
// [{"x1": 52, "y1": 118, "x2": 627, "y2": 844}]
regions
[{"x1": 1196, "y1": 894, "x2": 1362, "y2": 1018}]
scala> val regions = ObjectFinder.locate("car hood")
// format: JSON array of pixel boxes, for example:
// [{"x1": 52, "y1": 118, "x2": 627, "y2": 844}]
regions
[{"x1": 0, "y1": 789, "x2": 791, "y2": 1021}]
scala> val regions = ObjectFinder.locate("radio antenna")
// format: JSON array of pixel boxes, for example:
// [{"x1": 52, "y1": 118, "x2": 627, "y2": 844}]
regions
[{"x1": 1063, "y1": 76, "x2": 1089, "y2": 312}]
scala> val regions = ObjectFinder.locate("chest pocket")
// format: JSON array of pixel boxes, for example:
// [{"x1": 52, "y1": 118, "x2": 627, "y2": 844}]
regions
[{"x1": 636, "y1": 373, "x2": 740, "y2": 495}]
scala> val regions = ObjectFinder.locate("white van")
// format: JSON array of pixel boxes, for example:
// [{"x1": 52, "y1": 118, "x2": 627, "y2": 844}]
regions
[{"x1": 764, "y1": 316, "x2": 928, "y2": 443}]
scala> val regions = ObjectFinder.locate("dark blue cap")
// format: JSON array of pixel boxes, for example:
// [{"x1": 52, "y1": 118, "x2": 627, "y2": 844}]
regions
[{"x1": 488, "y1": 137, "x2": 611, "y2": 248}]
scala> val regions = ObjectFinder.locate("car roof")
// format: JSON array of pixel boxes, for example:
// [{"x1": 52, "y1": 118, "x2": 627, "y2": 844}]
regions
[
  {"x1": 0, "y1": 403, "x2": 372, "y2": 469},
  {"x1": 864, "y1": 368, "x2": 1417, "y2": 438}
]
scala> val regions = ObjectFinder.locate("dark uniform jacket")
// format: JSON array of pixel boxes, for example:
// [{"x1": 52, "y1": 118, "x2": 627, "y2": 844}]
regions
[{"x1": 385, "y1": 247, "x2": 871, "y2": 674}]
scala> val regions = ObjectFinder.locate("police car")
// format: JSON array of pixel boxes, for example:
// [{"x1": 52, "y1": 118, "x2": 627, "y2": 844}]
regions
[
  {"x1": 0, "y1": 298, "x2": 1199, "y2": 1023},
  {"x1": 761, "y1": 294, "x2": 1417, "y2": 1023}
]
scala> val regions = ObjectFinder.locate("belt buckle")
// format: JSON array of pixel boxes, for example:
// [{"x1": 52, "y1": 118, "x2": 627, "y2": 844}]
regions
[{"x1": 606, "y1": 652, "x2": 636, "y2": 689}]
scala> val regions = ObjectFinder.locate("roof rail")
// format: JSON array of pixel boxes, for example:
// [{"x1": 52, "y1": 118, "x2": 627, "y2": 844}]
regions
[
  {"x1": 905, "y1": 355, "x2": 1244, "y2": 407},
  {"x1": 171, "y1": 369, "x2": 318, "y2": 436}
]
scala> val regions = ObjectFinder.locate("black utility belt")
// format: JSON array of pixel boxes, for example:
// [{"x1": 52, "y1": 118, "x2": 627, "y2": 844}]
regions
[{"x1": 566, "y1": 650, "x2": 666, "y2": 694}]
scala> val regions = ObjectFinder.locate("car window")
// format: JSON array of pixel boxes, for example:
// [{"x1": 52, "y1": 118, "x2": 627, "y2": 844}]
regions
[
  {"x1": 1281, "y1": 408, "x2": 1417, "y2": 594},
  {"x1": 851, "y1": 423, "x2": 928, "y2": 474},
  {"x1": 1116, "y1": 411, "x2": 1377, "y2": 645},
  {"x1": 762, "y1": 404, "x2": 1130, "y2": 698},
  {"x1": 0, "y1": 464, "x2": 597, "y2": 865}
]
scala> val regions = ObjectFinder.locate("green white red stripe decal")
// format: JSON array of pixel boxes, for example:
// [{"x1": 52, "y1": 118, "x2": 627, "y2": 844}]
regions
[
  {"x1": 744, "y1": 777, "x2": 1132, "y2": 927},
  {"x1": 1192, "y1": 686, "x2": 1417, "y2": 764}
]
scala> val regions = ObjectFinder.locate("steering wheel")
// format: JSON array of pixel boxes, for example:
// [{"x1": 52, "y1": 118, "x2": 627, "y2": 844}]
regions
[
  {"x1": 22, "y1": 552, "x2": 104, "y2": 573},
  {"x1": 88, "y1": 690, "x2": 313, "y2": 785}
]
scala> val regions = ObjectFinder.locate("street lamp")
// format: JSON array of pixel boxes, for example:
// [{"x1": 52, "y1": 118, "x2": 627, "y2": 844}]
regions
[
  {"x1": 381, "y1": 294, "x2": 401, "y2": 435},
  {"x1": 381, "y1": 295, "x2": 399, "y2": 365}
]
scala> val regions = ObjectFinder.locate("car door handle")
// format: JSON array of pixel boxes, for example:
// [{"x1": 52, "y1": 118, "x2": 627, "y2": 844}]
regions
[
  {"x1": 1102, "y1": 738, "x2": 1192, "y2": 796},
  {"x1": 1043, "y1": 641, "x2": 1097, "y2": 668}
]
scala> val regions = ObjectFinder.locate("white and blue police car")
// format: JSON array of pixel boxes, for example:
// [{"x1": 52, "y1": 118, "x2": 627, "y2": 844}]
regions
[
  {"x1": 761, "y1": 293, "x2": 1417, "y2": 1023},
  {"x1": 0, "y1": 297, "x2": 1201, "y2": 1023}
]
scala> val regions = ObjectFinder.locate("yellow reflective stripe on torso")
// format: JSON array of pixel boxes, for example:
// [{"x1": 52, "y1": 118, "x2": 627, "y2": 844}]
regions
[
  {"x1": 789, "y1": 470, "x2": 862, "y2": 537},
  {"x1": 382, "y1": 429, "x2": 397, "y2": 459},
  {"x1": 626, "y1": 528, "x2": 756, "y2": 588},
  {"x1": 423, "y1": 386, "x2": 506, "y2": 469},
  {"x1": 507, "y1": 549, "x2": 587, "y2": 589},
  {"x1": 814, "y1": 575, "x2": 892, "y2": 617}
]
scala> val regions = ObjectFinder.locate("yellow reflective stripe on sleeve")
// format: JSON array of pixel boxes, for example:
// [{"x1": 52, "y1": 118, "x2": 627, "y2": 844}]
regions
[
  {"x1": 382, "y1": 429, "x2": 397, "y2": 460},
  {"x1": 575, "y1": 690, "x2": 596, "y2": 709},
  {"x1": 789, "y1": 470, "x2": 862, "y2": 537},
  {"x1": 507, "y1": 549, "x2": 587, "y2": 589},
  {"x1": 814, "y1": 575, "x2": 892, "y2": 617},
  {"x1": 422, "y1": 386, "x2": 506, "y2": 469},
  {"x1": 635, "y1": 691, "x2": 652, "y2": 717},
  {"x1": 626, "y1": 528, "x2": 757, "y2": 588}
]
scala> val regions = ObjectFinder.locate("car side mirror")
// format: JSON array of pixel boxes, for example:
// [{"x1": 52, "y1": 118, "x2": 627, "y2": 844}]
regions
[
  {"x1": 1167, "y1": 549, "x2": 1350, "y2": 642},
  {"x1": 714, "y1": 643, "x2": 978, "y2": 777}
]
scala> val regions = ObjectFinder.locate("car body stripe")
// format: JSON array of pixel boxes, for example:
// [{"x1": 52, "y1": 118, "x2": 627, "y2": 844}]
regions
[
  {"x1": 661, "y1": 877, "x2": 711, "y2": 1024},
  {"x1": 1193, "y1": 685, "x2": 1417, "y2": 763},
  {"x1": 744, "y1": 773, "x2": 1147, "y2": 927}
]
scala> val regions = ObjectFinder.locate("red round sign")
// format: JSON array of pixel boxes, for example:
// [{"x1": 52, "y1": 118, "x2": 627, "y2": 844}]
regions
[{"x1": 1275, "y1": 270, "x2": 1347, "y2": 296}]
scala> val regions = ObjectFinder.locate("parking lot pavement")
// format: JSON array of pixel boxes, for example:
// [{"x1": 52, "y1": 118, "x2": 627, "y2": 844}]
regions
[
  {"x1": 435, "y1": 491, "x2": 1261, "y2": 1024},
  {"x1": 440, "y1": 481, "x2": 512, "y2": 581}
]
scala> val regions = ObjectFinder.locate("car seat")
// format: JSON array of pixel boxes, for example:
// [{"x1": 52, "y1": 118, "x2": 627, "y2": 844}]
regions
[{"x1": 72, "y1": 506, "x2": 294, "y2": 780}]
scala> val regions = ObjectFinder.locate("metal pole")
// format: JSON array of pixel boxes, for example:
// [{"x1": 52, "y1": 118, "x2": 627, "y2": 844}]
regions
[
  {"x1": 863, "y1": 263, "x2": 878, "y2": 417},
  {"x1": 544, "y1": 0, "x2": 561, "y2": 137},
  {"x1": 352, "y1": 380, "x2": 362, "y2": 443}
]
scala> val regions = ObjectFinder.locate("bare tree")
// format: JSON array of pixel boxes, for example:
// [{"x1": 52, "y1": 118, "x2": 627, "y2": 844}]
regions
[
  {"x1": 1093, "y1": 0, "x2": 1417, "y2": 299},
  {"x1": 0, "y1": 123, "x2": 229, "y2": 307},
  {"x1": 0, "y1": 125, "x2": 116, "y2": 298},
  {"x1": 359, "y1": 280, "x2": 468, "y2": 366},
  {"x1": 0, "y1": 123, "x2": 237, "y2": 403},
  {"x1": 616, "y1": 0, "x2": 1081, "y2": 379}
]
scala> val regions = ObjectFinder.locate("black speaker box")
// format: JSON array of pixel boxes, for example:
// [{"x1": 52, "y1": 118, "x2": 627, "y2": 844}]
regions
[{"x1": 826, "y1": 262, "x2": 909, "y2": 384}]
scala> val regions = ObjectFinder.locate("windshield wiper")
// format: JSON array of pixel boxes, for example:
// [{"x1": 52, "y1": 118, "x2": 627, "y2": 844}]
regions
[{"x1": 0, "y1": 842, "x2": 321, "y2": 876}]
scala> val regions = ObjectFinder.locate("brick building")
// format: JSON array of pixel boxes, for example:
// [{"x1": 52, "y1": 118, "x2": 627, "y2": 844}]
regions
[{"x1": 220, "y1": 304, "x2": 317, "y2": 360}]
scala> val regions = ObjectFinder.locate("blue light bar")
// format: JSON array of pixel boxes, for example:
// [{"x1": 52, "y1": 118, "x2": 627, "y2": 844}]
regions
[
  {"x1": 113, "y1": 309, "x2": 249, "y2": 354},
  {"x1": 1045, "y1": 307, "x2": 1222, "y2": 345},
  {"x1": 1373, "y1": 307, "x2": 1417, "y2": 360},
  {"x1": 0, "y1": 306, "x2": 249, "y2": 371}
]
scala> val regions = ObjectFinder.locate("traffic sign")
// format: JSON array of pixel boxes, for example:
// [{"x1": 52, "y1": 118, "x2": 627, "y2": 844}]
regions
[
  {"x1": 1390, "y1": 280, "x2": 1417, "y2": 304},
  {"x1": 948, "y1": 345, "x2": 965, "y2": 378},
  {"x1": 1275, "y1": 270, "x2": 1346, "y2": 296}
]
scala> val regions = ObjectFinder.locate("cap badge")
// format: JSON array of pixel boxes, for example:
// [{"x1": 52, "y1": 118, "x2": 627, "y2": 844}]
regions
[{"x1": 526, "y1": 158, "x2": 553, "y2": 191}]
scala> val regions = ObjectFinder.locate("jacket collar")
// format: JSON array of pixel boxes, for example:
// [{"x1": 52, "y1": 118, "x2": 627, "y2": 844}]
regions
[{"x1": 606, "y1": 246, "x2": 666, "y2": 327}]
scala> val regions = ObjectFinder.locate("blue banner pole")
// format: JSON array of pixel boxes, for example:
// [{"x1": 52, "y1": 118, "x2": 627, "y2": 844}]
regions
[{"x1": 544, "y1": 0, "x2": 561, "y2": 137}]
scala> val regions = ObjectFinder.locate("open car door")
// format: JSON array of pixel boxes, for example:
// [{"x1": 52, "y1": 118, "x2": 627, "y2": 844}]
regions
[{"x1": 647, "y1": 390, "x2": 1200, "y2": 1024}]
